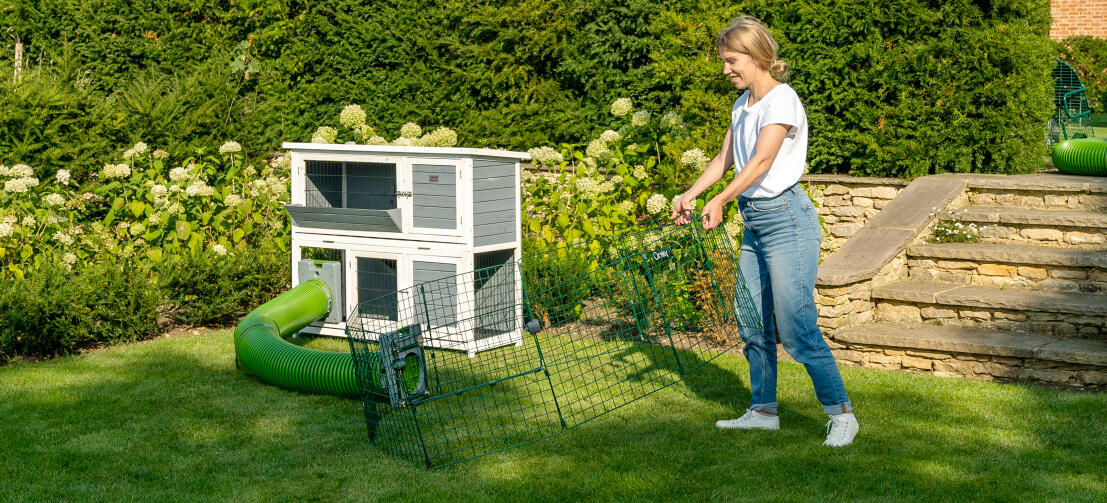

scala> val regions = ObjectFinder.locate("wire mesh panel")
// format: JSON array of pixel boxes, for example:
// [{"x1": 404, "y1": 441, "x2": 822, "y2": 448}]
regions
[{"x1": 347, "y1": 219, "x2": 761, "y2": 468}]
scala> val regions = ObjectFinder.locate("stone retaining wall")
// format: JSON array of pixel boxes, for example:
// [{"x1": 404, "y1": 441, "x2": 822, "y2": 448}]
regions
[
  {"x1": 872, "y1": 300, "x2": 1107, "y2": 339},
  {"x1": 828, "y1": 340, "x2": 1107, "y2": 390},
  {"x1": 908, "y1": 259, "x2": 1107, "y2": 293},
  {"x1": 803, "y1": 175, "x2": 908, "y2": 254},
  {"x1": 966, "y1": 189, "x2": 1107, "y2": 211}
]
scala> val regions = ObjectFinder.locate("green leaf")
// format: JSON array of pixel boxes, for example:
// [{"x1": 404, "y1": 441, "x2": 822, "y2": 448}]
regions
[
  {"x1": 130, "y1": 200, "x2": 146, "y2": 218},
  {"x1": 232, "y1": 228, "x2": 245, "y2": 242},
  {"x1": 175, "y1": 220, "x2": 191, "y2": 241}
]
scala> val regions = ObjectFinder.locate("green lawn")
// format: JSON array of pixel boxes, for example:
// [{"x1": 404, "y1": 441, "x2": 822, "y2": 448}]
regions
[{"x1": 3, "y1": 330, "x2": 1106, "y2": 502}]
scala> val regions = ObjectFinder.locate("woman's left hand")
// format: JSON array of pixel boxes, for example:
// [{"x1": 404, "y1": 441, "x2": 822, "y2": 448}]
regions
[{"x1": 701, "y1": 197, "x2": 724, "y2": 230}]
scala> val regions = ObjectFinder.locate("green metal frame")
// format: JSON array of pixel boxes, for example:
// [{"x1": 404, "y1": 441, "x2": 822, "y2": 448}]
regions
[
  {"x1": 1050, "y1": 58, "x2": 1096, "y2": 145},
  {"x1": 346, "y1": 218, "x2": 762, "y2": 468}
]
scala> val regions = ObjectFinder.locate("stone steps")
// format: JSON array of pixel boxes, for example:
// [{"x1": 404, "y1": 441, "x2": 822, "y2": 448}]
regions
[
  {"x1": 948, "y1": 172, "x2": 1107, "y2": 210},
  {"x1": 830, "y1": 322, "x2": 1107, "y2": 387},
  {"x1": 938, "y1": 207, "x2": 1107, "y2": 246},
  {"x1": 906, "y1": 243, "x2": 1107, "y2": 292},
  {"x1": 871, "y1": 279, "x2": 1107, "y2": 338}
]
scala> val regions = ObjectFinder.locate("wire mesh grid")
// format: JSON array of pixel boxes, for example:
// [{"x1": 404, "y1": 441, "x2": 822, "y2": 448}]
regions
[
  {"x1": 347, "y1": 219, "x2": 761, "y2": 468},
  {"x1": 304, "y1": 160, "x2": 397, "y2": 209}
]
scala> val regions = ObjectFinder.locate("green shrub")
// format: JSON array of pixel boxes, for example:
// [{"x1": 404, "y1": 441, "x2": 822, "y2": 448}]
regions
[
  {"x1": 0, "y1": 260, "x2": 162, "y2": 361},
  {"x1": 6, "y1": 0, "x2": 1053, "y2": 178},
  {"x1": 160, "y1": 248, "x2": 290, "y2": 327},
  {"x1": 1055, "y1": 36, "x2": 1107, "y2": 112}
]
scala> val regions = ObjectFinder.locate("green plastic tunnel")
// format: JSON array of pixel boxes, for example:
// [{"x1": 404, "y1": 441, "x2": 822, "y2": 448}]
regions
[
  {"x1": 234, "y1": 279, "x2": 360, "y2": 397},
  {"x1": 1052, "y1": 138, "x2": 1107, "y2": 176}
]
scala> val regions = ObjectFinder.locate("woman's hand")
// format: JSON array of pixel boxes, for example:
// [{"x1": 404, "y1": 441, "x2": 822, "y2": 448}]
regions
[
  {"x1": 701, "y1": 197, "x2": 725, "y2": 230},
  {"x1": 669, "y1": 194, "x2": 695, "y2": 225}
]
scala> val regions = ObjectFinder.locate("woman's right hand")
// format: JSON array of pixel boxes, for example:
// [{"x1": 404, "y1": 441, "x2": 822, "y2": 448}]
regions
[{"x1": 669, "y1": 194, "x2": 695, "y2": 225}]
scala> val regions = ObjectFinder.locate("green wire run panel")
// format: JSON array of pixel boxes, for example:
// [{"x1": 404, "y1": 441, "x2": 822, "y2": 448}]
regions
[{"x1": 346, "y1": 219, "x2": 762, "y2": 468}]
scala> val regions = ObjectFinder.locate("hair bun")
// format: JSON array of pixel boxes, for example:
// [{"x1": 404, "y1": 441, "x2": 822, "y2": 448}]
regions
[{"x1": 770, "y1": 59, "x2": 789, "y2": 81}]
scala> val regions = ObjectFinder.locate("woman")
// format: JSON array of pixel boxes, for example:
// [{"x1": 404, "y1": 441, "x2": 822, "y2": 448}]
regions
[{"x1": 670, "y1": 16, "x2": 858, "y2": 447}]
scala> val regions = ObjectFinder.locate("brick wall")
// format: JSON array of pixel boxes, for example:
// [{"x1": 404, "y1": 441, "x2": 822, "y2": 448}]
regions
[{"x1": 1051, "y1": 0, "x2": 1107, "y2": 40}]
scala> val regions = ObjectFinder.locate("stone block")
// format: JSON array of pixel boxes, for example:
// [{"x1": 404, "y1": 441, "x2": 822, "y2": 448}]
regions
[
  {"x1": 1018, "y1": 368, "x2": 1075, "y2": 383},
  {"x1": 1017, "y1": 266, "x2": 1048, "y2": 280},
  {"x1": 831, "y1": 206, "x2": 867, "y2": 218},
  {"x1": 906, "y1": 349, "x2": 951, "y2": 360},
  {"x1": 824, "y1": 184, "x2": 849, "y2": 195},
  {"x1": 1064, "y1": 232, "x2": 1105, "y2": 245},
  {"x1": 994, "y1": 312, "x2": 1027, "y2": 321},
  {"x1": 866, "y1": 353, "x2": 902, "y2": 366},
  {"x1": 935, "y1": 359, "x2": 981, "y2": 376},
  {"x1": 921, "y1": 307, "x2": 957, "y2": 319},
  {"x1": 829, "y1": 223, "x2": 863, "y2": 238},
  {"x1": 1050, "y1": 268, "x2": 1087, "y2": 280},
  {"x1": 1039, "y1": 279, "x2": 1080, "y2": 291},
  {"x1": 848, "y1": 291, "x2": 871, "y2": 301},
  {"x1": 979, "y1": 225, "x2": 1016, "y2": 239},
  {"x1": 902, "y1": 356, "x2": 933, "y2": 370},
  {"x1": 936, "y1": 271, "x2": 970, "y2": 283},
  {"x1": 833, "y1": 349, "x2": 866, "y2": 363},
  {"x1": 1078, "y1": 370, "x2": 1107, "y2": 386},
  {"x1": 996, "y1": 193, "x2": 1018, "y2": 206},
  {"x1": 936, "y1": 260, "x2": 976, "y2": 270},
  {"x1": 982, "y1": 362, "x2": 1020, "y2": 378},
  {"x1": 959, "y1": 310, "x2": 992, "y2": 321},
  {"x1": 873, "y1": 199, "x2": 889, "y2": 210},
  {"x1": 884, "y1": 349, "x2": 906, "y2": 356},
  {"x1": 819, "y1": 303, "x2": 854, "y2": 318},
  {"x1": 970, "y1": 193, "x2": 996, "y2": 205},
  {"x1": 824, "y1": 195, "x2": 850, "y2": 206},
  {"x1": 978, "y1": 264, "x2": 1017, "y2": 276},
  {"x1": 1019, "y1": 196, "x2": 1045, "y2": 208},
  {"x1": 1020, "y1": 228, "x2": 1063, "y2": 241},
  {"x1": 815, "y1": 294, "x2": 849, "y2": 306},
  {"x1": 1043, "y1": 194, "x2": 1069, "y2": 208},
  {"x1": 875, "y1": 303, "x2": 922, "y2": 324},
  {"x1": 851, "y1": 186, "x2": 899, "y2": 199},
  {"x1": 907, "y1": 259, "x2": 936, "y2": 268},
  {"x1": 817, "y1": 316, "x2": 852, "y2": 329},
  {"x1": 853, "y1": 196, "x2": 874, "y2": 208}
]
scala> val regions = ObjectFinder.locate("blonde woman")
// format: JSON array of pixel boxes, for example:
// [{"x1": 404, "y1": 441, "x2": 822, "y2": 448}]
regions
[{"x1": 670, "y1": 16, "x2": 858, "y2": 447}]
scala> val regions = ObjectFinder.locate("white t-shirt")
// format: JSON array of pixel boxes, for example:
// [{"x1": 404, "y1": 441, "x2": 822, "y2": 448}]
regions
[{"x1": 730, "y1": 84, "x2": 808, "y2": 199}]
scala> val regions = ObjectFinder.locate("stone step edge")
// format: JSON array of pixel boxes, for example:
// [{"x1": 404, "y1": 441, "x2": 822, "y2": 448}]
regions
[
  {"x1": 871, "y1": 280, "x2": 1107, "y2": 317},
  {"x1": 833, "y1": 322, "x2": 1107, "y2": 366},
  {"x1": 939, "y1": 207, "x2": 1107, "y2": 228},
  {"x1": 906, "y1": 243, "x2": 1107, "y2": 268},
  {"x1": 936, "y1": 173, "x2": 1107, "y2": 194}
]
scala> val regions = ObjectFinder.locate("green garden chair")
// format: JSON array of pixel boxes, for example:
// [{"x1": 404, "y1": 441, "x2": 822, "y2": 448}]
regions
[{"x1": 1048, "y1": 58, "x2": 1095, "y2": 145}]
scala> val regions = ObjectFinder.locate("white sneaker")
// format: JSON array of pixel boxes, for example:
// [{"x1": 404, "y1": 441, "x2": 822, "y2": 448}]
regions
[
  {"x1": 716, "y1": 409, "x2": 780, "y2": 430},
  {"x1": 823, "y1": 413, "x2": 859, "y2": 447}
]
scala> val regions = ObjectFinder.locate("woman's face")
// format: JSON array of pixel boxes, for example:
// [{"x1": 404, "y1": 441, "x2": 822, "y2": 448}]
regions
[{"x1": 719, "y1": 49, "x2": 762, "y2": 89}]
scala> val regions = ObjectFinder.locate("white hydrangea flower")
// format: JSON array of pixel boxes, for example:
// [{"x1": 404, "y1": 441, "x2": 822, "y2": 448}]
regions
[
  {"x1": 11, "y1": 164, "x2": 34, "y2": 177},
  {"x1": 575, "y1": 177, "x2": 600, "y2": 194},
  {"x1": 43, "y1": 193, "x2": 66, "y2": 206},
  {"x1": 53, "y1": 231, "x2": 74, "y2": 245},
  {"x1": 366, "y1": 135, "x2": 389, "y2": 145},
  {"x1": 417, "y1": 127, "x2": 458, "y2": 147},
  {"x1": 62, "y1": 253, "x2": 77, "y2": 266},
  {"x1": 0, "y1": 222, "x2": 12, "y2": 238},
  {"x1": 399, "y1": 122, "x2": 422, "y2": 138},
  {"x1": 219, "y1": 141, "x2": 242, "y2": 154},
  {"x1": 0, "y1": 165, "x2": 7, "y2": 176},
  {"x1": 212, "y1": 243, "x2": 228, "y2": 256},
  {"x1": 600, "y1": 130, "x2": 620, "y2": 143},
  {"x1": 133, "y1": 142, "x2": 148, "y2": 154},
  {"x1": 660, "y1": 111, "x2": 684, "y2": 129},
  {"x1": 243, "y1": 166, "x2": 257, "y2": 176},
  {"x1": 151, "y1": 184, "x2": 168, "y2": 197},
  {"x1": 631, "y1": 110, "x2": 651, "y2": 127},
  {"x1": 392, "y1": 136, "x2": 417, "y2": 147},
  {"x1": 22, "y1": 216, "x2": 37, "y2": 226},
  {"x1": 633, "y1": 165, "x2": 648, "y2": 179},
  {"x1": 224, "y1": 194, "x2": 243, "y2": 207},
  {"x1": 148, "y1": 213, "x2": 161, "y2": 225},
  {"x1": 3, "y1": 215, "x2": 15, "y2": 224},
  {"x1": 611, "y1": 175, "x2": 624, "y2": 184},
  {"x1": 339, "y1": 105, "x2": 367, "y2": 128},
  {"x1": 45, "y1": 215, "x2": 59, "y2": 225},
  {"x1": 617, "y1": 200, "x2": 636, "y2": 214},
  {"x1": 599, "y1": 181, "x2": 615, "y2": 193},
  {"x1": 646, "y1": 193, "x2": 668, "y2": 215},
  {"x1": 527, "y1": 146, "x2": 565, "y2": 166},
  {"x1": 724, "y1": 219, "x2": 744, "y2": 238},
  {"x1": 169, "y1": 167, "x2": 189, "y2": 181},
  {"x1": 680, "y1": 148, "x2": 710, "y2": 171},
  {"x1": 152, "y1": 149, "x2": 169, "y2": 159},
  {"x1": 586, "y1": 139, "x2": 610, "y2": 159},
  {"x1": 168, "y1": 203, "x2": 184, "y2": 215},
  {"x1": 130, "y1": 223, "x2": 146, "y2": 237},
  {"x1": 187, "y1": 181, "x2": 214, "y2": 197},
  {"x1": 311, "y1": 136, "x2": 329, "y2": 144},
  {"x1": 610, "y1": 98, "x2": 633, "y2": 117},
  {"x1": 100, "y1": 163, "x2": 131, "y2": 179},
  {"x1": 4, "y1": 177, "x2": 38, "y2": 193},
  {"x1": 312, "y1": 126, "x2": 338, "y2": 143}
]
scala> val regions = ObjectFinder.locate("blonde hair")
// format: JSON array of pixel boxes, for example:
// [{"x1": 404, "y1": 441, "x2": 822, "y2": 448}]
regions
[{"x1": 715, "y1": 16, "x2": 789, "y2": 81}]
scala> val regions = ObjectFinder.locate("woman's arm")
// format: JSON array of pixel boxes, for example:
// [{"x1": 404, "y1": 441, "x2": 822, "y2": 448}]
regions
[
  {"x1": 700, "y1": 123, "x2": 790, "y2": 229},
  {"x1": 670, "y1": 126, "x2": 735, "y2": 225}
]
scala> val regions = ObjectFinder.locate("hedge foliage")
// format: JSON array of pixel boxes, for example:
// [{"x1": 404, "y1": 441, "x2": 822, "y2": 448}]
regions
[{"x1": 3, "y1": 0, "x2": 1053, "y2": 178}]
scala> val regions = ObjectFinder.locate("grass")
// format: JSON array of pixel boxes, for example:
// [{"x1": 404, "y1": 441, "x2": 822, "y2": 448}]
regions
[{"x1": 3, "y1": 330, "x2": 1107, "y2": 502}]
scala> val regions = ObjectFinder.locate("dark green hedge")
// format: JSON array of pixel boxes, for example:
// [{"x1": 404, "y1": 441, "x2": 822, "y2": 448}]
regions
[{"x1": 3, "y1": 0, "x2": 1053, "y2": 177}]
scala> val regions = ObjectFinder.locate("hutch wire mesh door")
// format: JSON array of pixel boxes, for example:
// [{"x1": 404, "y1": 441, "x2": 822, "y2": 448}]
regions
[{"x1": 347, "y1": 218, "x2": 762, "y2": 468}]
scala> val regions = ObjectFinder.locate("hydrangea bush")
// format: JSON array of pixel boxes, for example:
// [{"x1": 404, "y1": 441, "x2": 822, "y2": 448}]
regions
[
  {"x1": 308, "y1": 104, "x2": 459, "y2": 148},
  {"x1": 523, "y1": 98, "x2": 744, "y2": 246},
  {"x1": 0, "y1": 142, "x2": 290, "y2": 280}
]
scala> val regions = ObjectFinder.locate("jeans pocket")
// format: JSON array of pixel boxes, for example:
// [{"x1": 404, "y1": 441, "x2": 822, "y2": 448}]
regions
[{"x1": 747, "y1": 199, "x2": 789, "y2": 212}]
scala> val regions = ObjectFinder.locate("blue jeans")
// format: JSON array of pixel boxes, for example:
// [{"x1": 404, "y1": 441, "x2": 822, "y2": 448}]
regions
[{"x1": 736, "y1": 183, "x2": 852, "y2": 416}]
